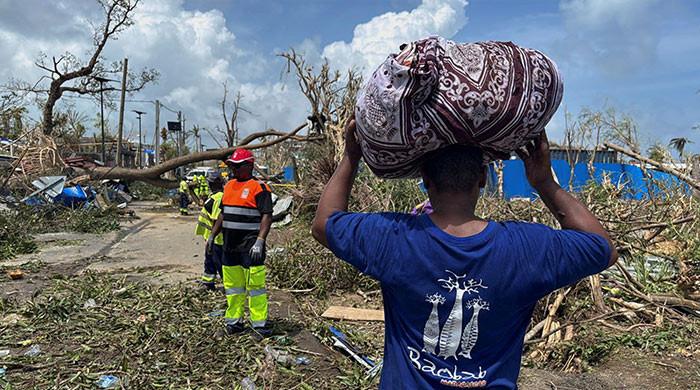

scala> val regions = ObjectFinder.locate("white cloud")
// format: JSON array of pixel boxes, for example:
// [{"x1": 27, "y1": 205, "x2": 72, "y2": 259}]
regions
[
  {"x1": 557, "y1": 0, "x2": 663, "y2": 76},
  {"x1": 321, "y1": 0, "x2": 468, "y2": 74},
  {"x1": 0, "y1": 0, "x2": 470, "y2": 149}
]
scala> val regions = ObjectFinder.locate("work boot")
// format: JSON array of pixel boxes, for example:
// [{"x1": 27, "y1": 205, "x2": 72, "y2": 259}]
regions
[
  {"x1": 252, "y1": 325, "x2": 273, "y2": 338},
  {"x1": 198, "y1": 282, "x2": 216, "y2": 292},
  {"x1": 226, "y1": 323, "x2": 246, "y2": 335}
]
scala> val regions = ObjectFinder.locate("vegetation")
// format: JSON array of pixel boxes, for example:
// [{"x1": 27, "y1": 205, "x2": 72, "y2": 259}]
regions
[{"x1": 0, "y1": 206, "x2": 122, "y2": 260}]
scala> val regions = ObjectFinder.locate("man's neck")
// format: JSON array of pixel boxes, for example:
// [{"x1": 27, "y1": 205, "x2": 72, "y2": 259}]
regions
[{"x1": 427, "y1": 192, "x2": 487, "y2": 237}]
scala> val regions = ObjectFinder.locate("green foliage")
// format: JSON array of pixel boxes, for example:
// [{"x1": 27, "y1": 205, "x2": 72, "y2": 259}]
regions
[
  {"x1": 267, "y1": 221, "x2": 378, "y2": 296},
  {"x1": 559, "y1": 323, "x2": 697, "y2": 367},
  {"x1": 130, "y1": 181, "x2": 167, "y2": 201},
  {"x1": 0, "y1": 206, "x2": 121, "y2": 260},
  {"x1": 0, "y1": 273, "x2": 336, "y2": 389},
  {"x1": 0, "y1": 210, "x2": 37, "y2": 260}
]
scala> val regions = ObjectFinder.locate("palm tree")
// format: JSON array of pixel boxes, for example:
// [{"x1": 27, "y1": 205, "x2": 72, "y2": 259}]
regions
[{"x1": 669, "y1": 137, "x2": 693, "y2": 159}]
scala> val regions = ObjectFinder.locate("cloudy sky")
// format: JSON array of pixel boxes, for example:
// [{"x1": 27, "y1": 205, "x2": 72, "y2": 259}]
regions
[{"x1": 1, "y1": 0, "x2": 699, "y2": 153}]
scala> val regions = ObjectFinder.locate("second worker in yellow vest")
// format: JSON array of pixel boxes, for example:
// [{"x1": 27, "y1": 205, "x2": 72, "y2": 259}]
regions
[
  {"x1": 210, "y1": 149, "x2": 273, "y2": 337},
  {"x1": 195, "y1": 171, "x2": 225, "y2": 290}
]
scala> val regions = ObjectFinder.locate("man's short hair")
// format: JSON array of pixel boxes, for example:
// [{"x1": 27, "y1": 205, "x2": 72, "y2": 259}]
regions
[{"x1": 421, "y1": 144, "x2": 485, "y2": 193}]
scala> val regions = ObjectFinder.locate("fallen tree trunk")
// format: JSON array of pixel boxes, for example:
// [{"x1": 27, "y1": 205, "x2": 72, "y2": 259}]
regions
[
  {"x1": 604, "y1": 142, "x2": 700, "y2": 192},
  {"x1": 80, "y1": 123, "x2": 311, "y2": 188}
]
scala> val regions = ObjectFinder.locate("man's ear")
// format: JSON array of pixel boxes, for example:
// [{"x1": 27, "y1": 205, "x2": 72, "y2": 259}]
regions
[
  {"x1": 420, "y1": 170, "x2": 432, "y2": 190},
  {"x1": 478, "y1": 166, "x2": 487, "y2": 189}
]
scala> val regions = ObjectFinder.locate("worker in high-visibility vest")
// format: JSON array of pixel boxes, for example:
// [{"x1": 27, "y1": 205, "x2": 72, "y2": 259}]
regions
[
  {"x1": 198, "y1": 174, "x2": 211, "y2": 200},
  {"x1": 178, "y1": 177, "x2": 191, "y2": 215},
  {"x1": 210, "y1": 149, "x2": 273, "y2": 336},
  {"x1": 195, "y1": 171, "x2": 224, "y2": 290}
]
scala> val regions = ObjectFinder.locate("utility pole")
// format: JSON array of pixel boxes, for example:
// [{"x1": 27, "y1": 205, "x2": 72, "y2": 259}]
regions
[
  {"x1": 154, "y1": 100, "x2": 160, "y2": 164},
  {"x1": 132, "y1": 110, "x2": 146, "y2": 168},
  {"x1": 92, "y1": 76, "x2": 116, "y2": 163},
  {"x1": 116, "y1": 58, "x2": 128, "y2": 167},
  {"x1": 182, "y1": 114, "x2": 187, "y2": 153},
  {"x1": 176, "y1": 111, "x2": 182, "y2": 158}
]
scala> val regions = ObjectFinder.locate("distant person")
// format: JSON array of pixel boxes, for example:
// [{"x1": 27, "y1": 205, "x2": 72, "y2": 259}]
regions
[
  {"x1": 177, "y1": 176, "x2": 190, "y2": 215},
  {"x1": 312, "y1": 119, "x2": 617, "y2": 389},
  {"x1": 195, "y1": 171, "x2": 225, "y2": 290},
  {"x1": 210, "y1": 149, "x2": 274, "y2": 336}
]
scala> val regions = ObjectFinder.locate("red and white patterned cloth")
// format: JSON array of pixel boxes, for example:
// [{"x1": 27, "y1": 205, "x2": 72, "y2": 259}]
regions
[{"x1": 355, "y1": 36, "x2": 563, "y2": 178}]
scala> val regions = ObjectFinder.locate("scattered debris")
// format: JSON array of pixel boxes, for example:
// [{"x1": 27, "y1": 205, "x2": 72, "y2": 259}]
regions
[
  {"x1": 0, "y1": 367, "x2": 5, "y2": 378},
  {"x1": 1, "y1": 314, "x2": 25, "y2": 327},
  {"x1": 322, "y1": 306, "x2": 384, "y2": 322},
  {"x1": 0, "y1": 349, "x2": 10, "y2": 357},
  {"x1": 95, "y1": 374, "x2": 121, "y2": 389},
  {"x1": 240, "y1": 376, "x2": 256, "y2": 390},
  {"x1": 83, "y1": 298, "x2": 97, "y2": 309},
  {"x1": 295, "y1": 356, "x2": 312, "y2": 365},
  {"x1": 272, "y1": 195, "x2": 293, "y2": 221},
  {"x1": 264, "y1": 345, "x2": 291, "y2": 367},
  {"x1": 23, "y1": 344, "x2": 41, "y2": 357},
  {"x1": 112, "y1": 287, "x2": 128, "y2": 296},
  {"x1": 207, "y1": 309, "x2": 224, "y2": 317},
  {"x1": 328, "y1": 326, "x2": 377, "y2": 371},
  {"x1": 6, "y1": 269, "x2": 24, "y2": 280},
  {"x1": 272, "y1": 213, "x2": 293, "y2": 228}
]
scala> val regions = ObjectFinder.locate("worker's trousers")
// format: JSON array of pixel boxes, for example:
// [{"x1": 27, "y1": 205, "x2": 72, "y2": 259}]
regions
[
  {"x1": 222, "y1": 251, "x2": 267, "y2": 328},
  {"x1": 179, "y1": 193, "x2": 189, "y2": 214},
  {"x1": 202, "y1": 244, "x2": 223, "y2": 287}
]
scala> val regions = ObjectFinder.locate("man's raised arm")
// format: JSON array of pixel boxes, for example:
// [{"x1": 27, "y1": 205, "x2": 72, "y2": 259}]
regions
[
  {"x1": 312, "y1": 118, "x2": 362, "y2": 248},
  {"x1": 519, "y1": 131, "x2": 619, "y2": 266}
]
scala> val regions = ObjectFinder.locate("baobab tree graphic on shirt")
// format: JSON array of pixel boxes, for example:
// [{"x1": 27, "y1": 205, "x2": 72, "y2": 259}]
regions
[
  {"x1": 460, "y1": 298, "x2": 490, "y2": 359},
  {"x1": 423, "y1": 293, "x2": 446, "y2": 355},
  {"x1": 423, "y1": 270, "x2": 488, "y2": 360}
]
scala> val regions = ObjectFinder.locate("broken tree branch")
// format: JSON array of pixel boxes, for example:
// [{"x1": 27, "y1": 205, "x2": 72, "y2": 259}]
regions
[
  {"x1": 79, "y1": 122, "x2": 309, "y2": 187},
  {"x1": 604, "y1": 142, "x2": 700, "y2": 192}
]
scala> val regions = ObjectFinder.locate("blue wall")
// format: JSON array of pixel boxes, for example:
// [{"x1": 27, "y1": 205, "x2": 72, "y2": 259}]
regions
[{"x1": 488, "y1": 160, "x2": 690, "y2": 200}]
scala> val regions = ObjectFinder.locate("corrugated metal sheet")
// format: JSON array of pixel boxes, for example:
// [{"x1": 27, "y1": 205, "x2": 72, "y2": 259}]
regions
[{"x1": 487, "y1": 159, "x2": 689, "y2": 200}]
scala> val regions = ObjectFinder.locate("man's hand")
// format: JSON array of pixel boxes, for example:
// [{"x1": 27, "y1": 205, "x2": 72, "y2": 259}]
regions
[
  {"x1": 249, "y1": 238, "x2": 265, "y2": 262},
  {"x1": 344, "y1": 117, "x2": 362, "y2": 162},
  {"x1": 206, "y1": 236, "x2": 215, "y2": 254},
  {"x1": 517, "y1": 131, "x2": 557, "y2": 191}
]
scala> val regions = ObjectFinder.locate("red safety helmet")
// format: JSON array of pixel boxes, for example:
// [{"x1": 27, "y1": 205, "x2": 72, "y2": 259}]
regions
[{"x1": 226, "y1": 149, "x2": 254, "y2": 165}]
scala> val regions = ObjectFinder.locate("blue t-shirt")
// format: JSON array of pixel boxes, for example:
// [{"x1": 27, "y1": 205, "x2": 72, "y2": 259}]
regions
[{"x1": 326, "y1": 212, "x2": 610, "y2": 389}]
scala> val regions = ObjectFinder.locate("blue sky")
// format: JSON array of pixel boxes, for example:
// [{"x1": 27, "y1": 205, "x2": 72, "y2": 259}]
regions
[{"x1": 1, "y1": 0, "x2": 699, "y2": 154}]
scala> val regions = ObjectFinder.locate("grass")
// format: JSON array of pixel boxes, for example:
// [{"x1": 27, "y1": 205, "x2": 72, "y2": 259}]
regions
[
  {"x1": 0, "y1": 273, "x2": 347, "y2": 390},
  {"x1": 0, "y1": 206, "x2": 122, "y2": 261}
]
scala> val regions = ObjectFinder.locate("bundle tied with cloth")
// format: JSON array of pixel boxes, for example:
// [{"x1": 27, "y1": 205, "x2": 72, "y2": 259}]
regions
[{"x1": 354, "y1": 36, "x2": 563, "y2": 178}]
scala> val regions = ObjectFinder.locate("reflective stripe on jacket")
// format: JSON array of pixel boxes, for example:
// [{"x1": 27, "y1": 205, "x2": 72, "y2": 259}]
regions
[
  {"x1": 221, "y1": 179, "x2": 270, "y2": 231},
  {"x1": 195, "y1": 192, "x2": 224, "y2": 245}
]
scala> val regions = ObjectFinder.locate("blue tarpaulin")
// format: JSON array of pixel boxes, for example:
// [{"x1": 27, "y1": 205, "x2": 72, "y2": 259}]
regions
[
  {"x1": 56, "y1": 184, "x2": 89, "y2": 207},
  {"x1": 489, "y1": 160, "x2": 690, "y2": 200},
  {"x1": 283, "y1": 166, "x2": 295, "y2": 182}
]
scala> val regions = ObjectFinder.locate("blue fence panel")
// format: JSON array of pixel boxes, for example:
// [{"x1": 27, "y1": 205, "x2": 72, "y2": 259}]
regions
[
  {"x1": 502, "y1": 160, "x2": 536, "y2": 200},
  {"x1": 551, "y1": 159, "x2": 571, "y2": 190}
]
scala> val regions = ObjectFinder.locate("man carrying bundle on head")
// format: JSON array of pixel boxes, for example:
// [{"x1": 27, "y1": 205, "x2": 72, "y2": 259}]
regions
[
  {"x1": 210, "y1": 149, "x2": 274, "y2": 337},
  {"x1": 311, "y1": 37, "x2": 618, "y2": 389}
]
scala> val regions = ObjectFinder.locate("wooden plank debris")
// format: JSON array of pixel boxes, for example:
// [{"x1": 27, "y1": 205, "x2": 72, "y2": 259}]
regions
[{"x1": 321, "y1": 306, "x2": 384, "y2": 322}]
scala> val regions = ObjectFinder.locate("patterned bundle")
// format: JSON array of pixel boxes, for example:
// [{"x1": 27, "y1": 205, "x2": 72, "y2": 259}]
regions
[{"x1": 354, "y1": 36, "x2": 563, "y2": 178}]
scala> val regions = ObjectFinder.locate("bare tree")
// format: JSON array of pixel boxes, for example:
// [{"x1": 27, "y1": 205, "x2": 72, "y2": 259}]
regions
[
  {"x1": 279, "y1": 49, "x2": 362, "y2": 161},
  {"x1": 7, "y1": 0, "x2": 158, "y2": 136},
  {"x1": 220, "y1": 82, "x2": 251, "y2": 147}
]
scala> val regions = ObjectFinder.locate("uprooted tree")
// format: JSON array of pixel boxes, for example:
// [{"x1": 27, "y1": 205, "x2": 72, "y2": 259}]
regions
[
  {"x1": 5, "y1": 0, "x2": 158, "y2": 136},
  {"x1": 69, "y1": 50, "x2": 359, "y2": 187}
]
